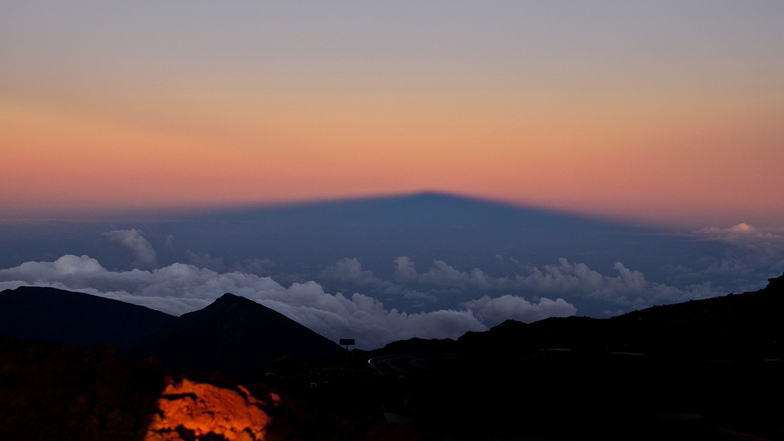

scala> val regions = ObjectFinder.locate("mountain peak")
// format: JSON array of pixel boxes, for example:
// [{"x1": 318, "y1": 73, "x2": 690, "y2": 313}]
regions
[
  {"x1": 136, "y1": 291, "x2": 344, "y2": 379},
  {"x1": 211, "y1": 292, "x2": 252, "y2": 306}
]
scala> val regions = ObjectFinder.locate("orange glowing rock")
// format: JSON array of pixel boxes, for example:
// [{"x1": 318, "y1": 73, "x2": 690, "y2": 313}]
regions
[{"x1": 145, "y1": 378, "x2": 272, "y2": 441}]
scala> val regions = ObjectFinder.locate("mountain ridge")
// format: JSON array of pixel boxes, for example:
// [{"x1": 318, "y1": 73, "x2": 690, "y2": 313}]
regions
[
  {"x1": 0, "y1": 287, "x2": 344, "y2": 380},
  {"x1": 130, "y1": 292, "x2": 345, "y2": 379},
  {"x1": 372, "y1": 272, "x2": 784, "y2": 362},
  {"x1": 0, "y1": 286, "x2": 175, "y2": 349}
]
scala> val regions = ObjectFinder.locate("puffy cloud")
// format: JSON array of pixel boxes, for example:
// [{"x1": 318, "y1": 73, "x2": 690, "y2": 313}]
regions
[
  {"x1": 696, "y1": 224, "x2": 784, "y2": 253},
  {"x1": 730, "y1": 223, "x2": 755, "y2": 233},
  {"x1": 1, "y1": 251, "x2": 730, "y2": 347},
  {"x1": 103, "y1": 229, "x2": 157, "y2": 268},
  {"x1": 319, "y1": 257, "x2": 391, "y2": 290},
  {"x1": 463, "y1": 295, "x2": 576, "y2": 324},
  {"x1": 0, "y1": 254, "x2": 575, "y2": 349},
  {"x1": 510, "y1": 258, "x2": 718, "y2": 307},
  {"x1": 395, "y1": 256, "x2": 722, "y2": 307},
  {"x1": 395, "y1": 257, "x2": 513, "y2": 291},
  {"x1": 683, "y1": 224, "x2": 784, "y2": 291},
  {"x1": 394, "y1": 256, "x2": 418, "y2": 282},
  {"x1": 185, "y1": 250, "x2": 226, "y2": 272}
]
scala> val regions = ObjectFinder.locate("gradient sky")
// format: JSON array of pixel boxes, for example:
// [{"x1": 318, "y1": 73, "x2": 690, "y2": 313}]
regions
[{"x1": 2, "y1": 1, "x2": 783, "y2": 227}]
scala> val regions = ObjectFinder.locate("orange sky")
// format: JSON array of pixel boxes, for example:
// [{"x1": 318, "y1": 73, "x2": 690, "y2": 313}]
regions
[{"x1": 2, "y1": 2, "x2": 783, "y2": 227}]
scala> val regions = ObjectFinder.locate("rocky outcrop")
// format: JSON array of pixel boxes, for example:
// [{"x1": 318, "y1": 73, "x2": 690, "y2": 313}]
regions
[{"x1": 145, "y1": 379, "x2": 277, "y2": 441}]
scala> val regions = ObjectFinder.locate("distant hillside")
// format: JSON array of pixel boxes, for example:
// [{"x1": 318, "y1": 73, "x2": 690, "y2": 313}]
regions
[
  {"x1": 375, "y1": 272, "x2": 784, "y2": 362},
  {"x1": 0, "y1": 288, "x2": 344, "y2": 380},
  {"x1": 364, "y1": 274, "x2": 784, "y2": 441},
  {"x1": 0, "y1": 286, "x2": 174, "y2": 349},
  {"x1": 130, "y1": 293, "x2": 345, "y2": 379}
]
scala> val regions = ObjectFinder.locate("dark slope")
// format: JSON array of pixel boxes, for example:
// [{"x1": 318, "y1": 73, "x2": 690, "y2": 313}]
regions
[
  {"x1": 453, "y1": 272, "x2": 784, "y2": 361},
  {"x1": 365, "y1": 275, "x2": 784, "y2": 441},
  {"x1": 0, "y1": 286, "x2": 174, "y2": 349},
  {"x1": 132, "y1": 293, "x2": 344, "y2": 379}
]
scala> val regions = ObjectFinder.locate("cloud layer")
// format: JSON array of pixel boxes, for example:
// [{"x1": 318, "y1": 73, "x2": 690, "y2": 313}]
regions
[
  {"x1": 697, "y1": 223, "x2": 784, "y2": 253},
  {"x1": 4, "y1": 227, "x2": 766, "y2": 348},
  {"x1": 387, "y1": 256, "x2": 721, "y2": 309},
  {"x1": 0, "y1": 254, "x2": 576, "y2": 349}
]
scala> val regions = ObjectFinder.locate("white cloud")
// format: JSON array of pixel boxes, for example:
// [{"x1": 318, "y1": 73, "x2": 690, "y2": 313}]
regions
[
  {"x1": 103, "y1": 229, "x2": 157, "y2": 268},
  {"x1": 2, "y1": 251, "x2": 731, "y2": 348},
  {"x1": 395, "y1": 258, "x2": 513, "y2": 291},
  {"x1": 394, "y1": 256, "x2": 722, "y2": 307},
  {"x1": 696, "y1": 223, "x2": 784, "y2": 253},
  {"x1": 394, "y1": 256, "x2": 418, "y2": 282},
  {"x1": 510, "y1": 258, "x2": 719, "y2": 307},
  {"x1": 319, "y1": 257, "x2": 391, "y2": 290},
  {"x1": 730, "y1": 223, "x2": 755, "y2": 233},
  {"x1": 463, "y1": 295, "x2": 576, "y2": 324},
  {"x1": 0, "y1": 254, "x2": 576, "y2": 349}
]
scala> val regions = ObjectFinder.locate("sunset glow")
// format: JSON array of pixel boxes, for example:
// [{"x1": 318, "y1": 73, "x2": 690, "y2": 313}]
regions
[{"x1": 2, "y1": 2, "x2": 783, "y2": 227}]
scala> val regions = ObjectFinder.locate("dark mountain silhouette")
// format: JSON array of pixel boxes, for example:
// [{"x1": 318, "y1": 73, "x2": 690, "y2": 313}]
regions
[
  {"x1": 2, "y1": 277, "x2": 783, "y2": 440},
  {"x1": 370, "y1": 272, "x2": 784, "y2": 362},
  {"x1": 130, "y1": 293, "x2": 344, "y2": 379},
  {"x1": 0, "y1": 286, "x2": 175, "y2": 349},
  {"x1": 0, "y1": 287, "x2": 344, "y2": 380},
  {"x1": 363, "y1": 274, "x2": 784, "y2": 441}
]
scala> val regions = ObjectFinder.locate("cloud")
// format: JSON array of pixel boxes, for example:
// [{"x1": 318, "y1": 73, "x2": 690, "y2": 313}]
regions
[
  {"x1": 463, "y1": 295, "x2": 576, "y2": 324},
  {"x1": 0, "y1": 254, "x2": 576, "y2": 349},
  {"x1": 103, "y1": 229, "x2": 157, "y2": 268},
  {"x1": 681, "y1": 224, "x2": 784, "y2": 291},
  {"x1": 236, "y1": 258, "x2": 277, "y2": 276},
  {"x1": 402, "y1": 289, "x2": 437, "y2": 302},
  {"x1": 319, "y1": 257, "x2": 391, "y2": 290},
  {"x1": 510, "y1": 258, "x2": 719, "y2": 307},
  {"x1": 1, "y1": 252, "x2": 731, "y2": 348},
  {"x1": 164, "y1": 234, "x2": 175, "y2": 251},
  {"x1": 395, "y1": 257, "x2": 512, "y2": 291},
  {"x1": 696, "y1": 223, "x2": 784, "y2": 253},
  {"x1": 320, "y1": 258, "x2": 437, "y2": 302},
  {"x1": 394, "y1": 256, "x2": 419, "y2": 282},
  {"x1": 394, "y1": 256, "x2": 722, "y2": 307},
  {"x1": 185, "y1": 250, "x2": 226, "y2": 272}
]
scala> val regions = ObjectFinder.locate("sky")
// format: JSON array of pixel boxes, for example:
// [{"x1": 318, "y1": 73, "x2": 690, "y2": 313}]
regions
[
  {"x1": 2, "y1": 1, "x2": 783, "y2": 227},
  {"x1": 2, "y1": 2, "x2": 784, "y2": 349}
]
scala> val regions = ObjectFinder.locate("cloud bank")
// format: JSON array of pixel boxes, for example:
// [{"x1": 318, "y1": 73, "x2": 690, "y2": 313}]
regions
[
  {"x1": 3, "y1": 226, "x2": 752, "y2": 348},
  {"x1": 0, "y1": 254, "x2": 576, "y2": 349},
  {"x1": 696, "y1": 223, "x2": 784, "y2": 253},
  {"x1": 388, "y1": 256, "x2": 720, "y2": 309}
]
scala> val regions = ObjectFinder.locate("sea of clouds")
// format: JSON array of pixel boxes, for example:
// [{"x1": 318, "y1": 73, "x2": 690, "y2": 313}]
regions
[{"x1": 1, "y1": 227, "x2": 763, "y2": 348}]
